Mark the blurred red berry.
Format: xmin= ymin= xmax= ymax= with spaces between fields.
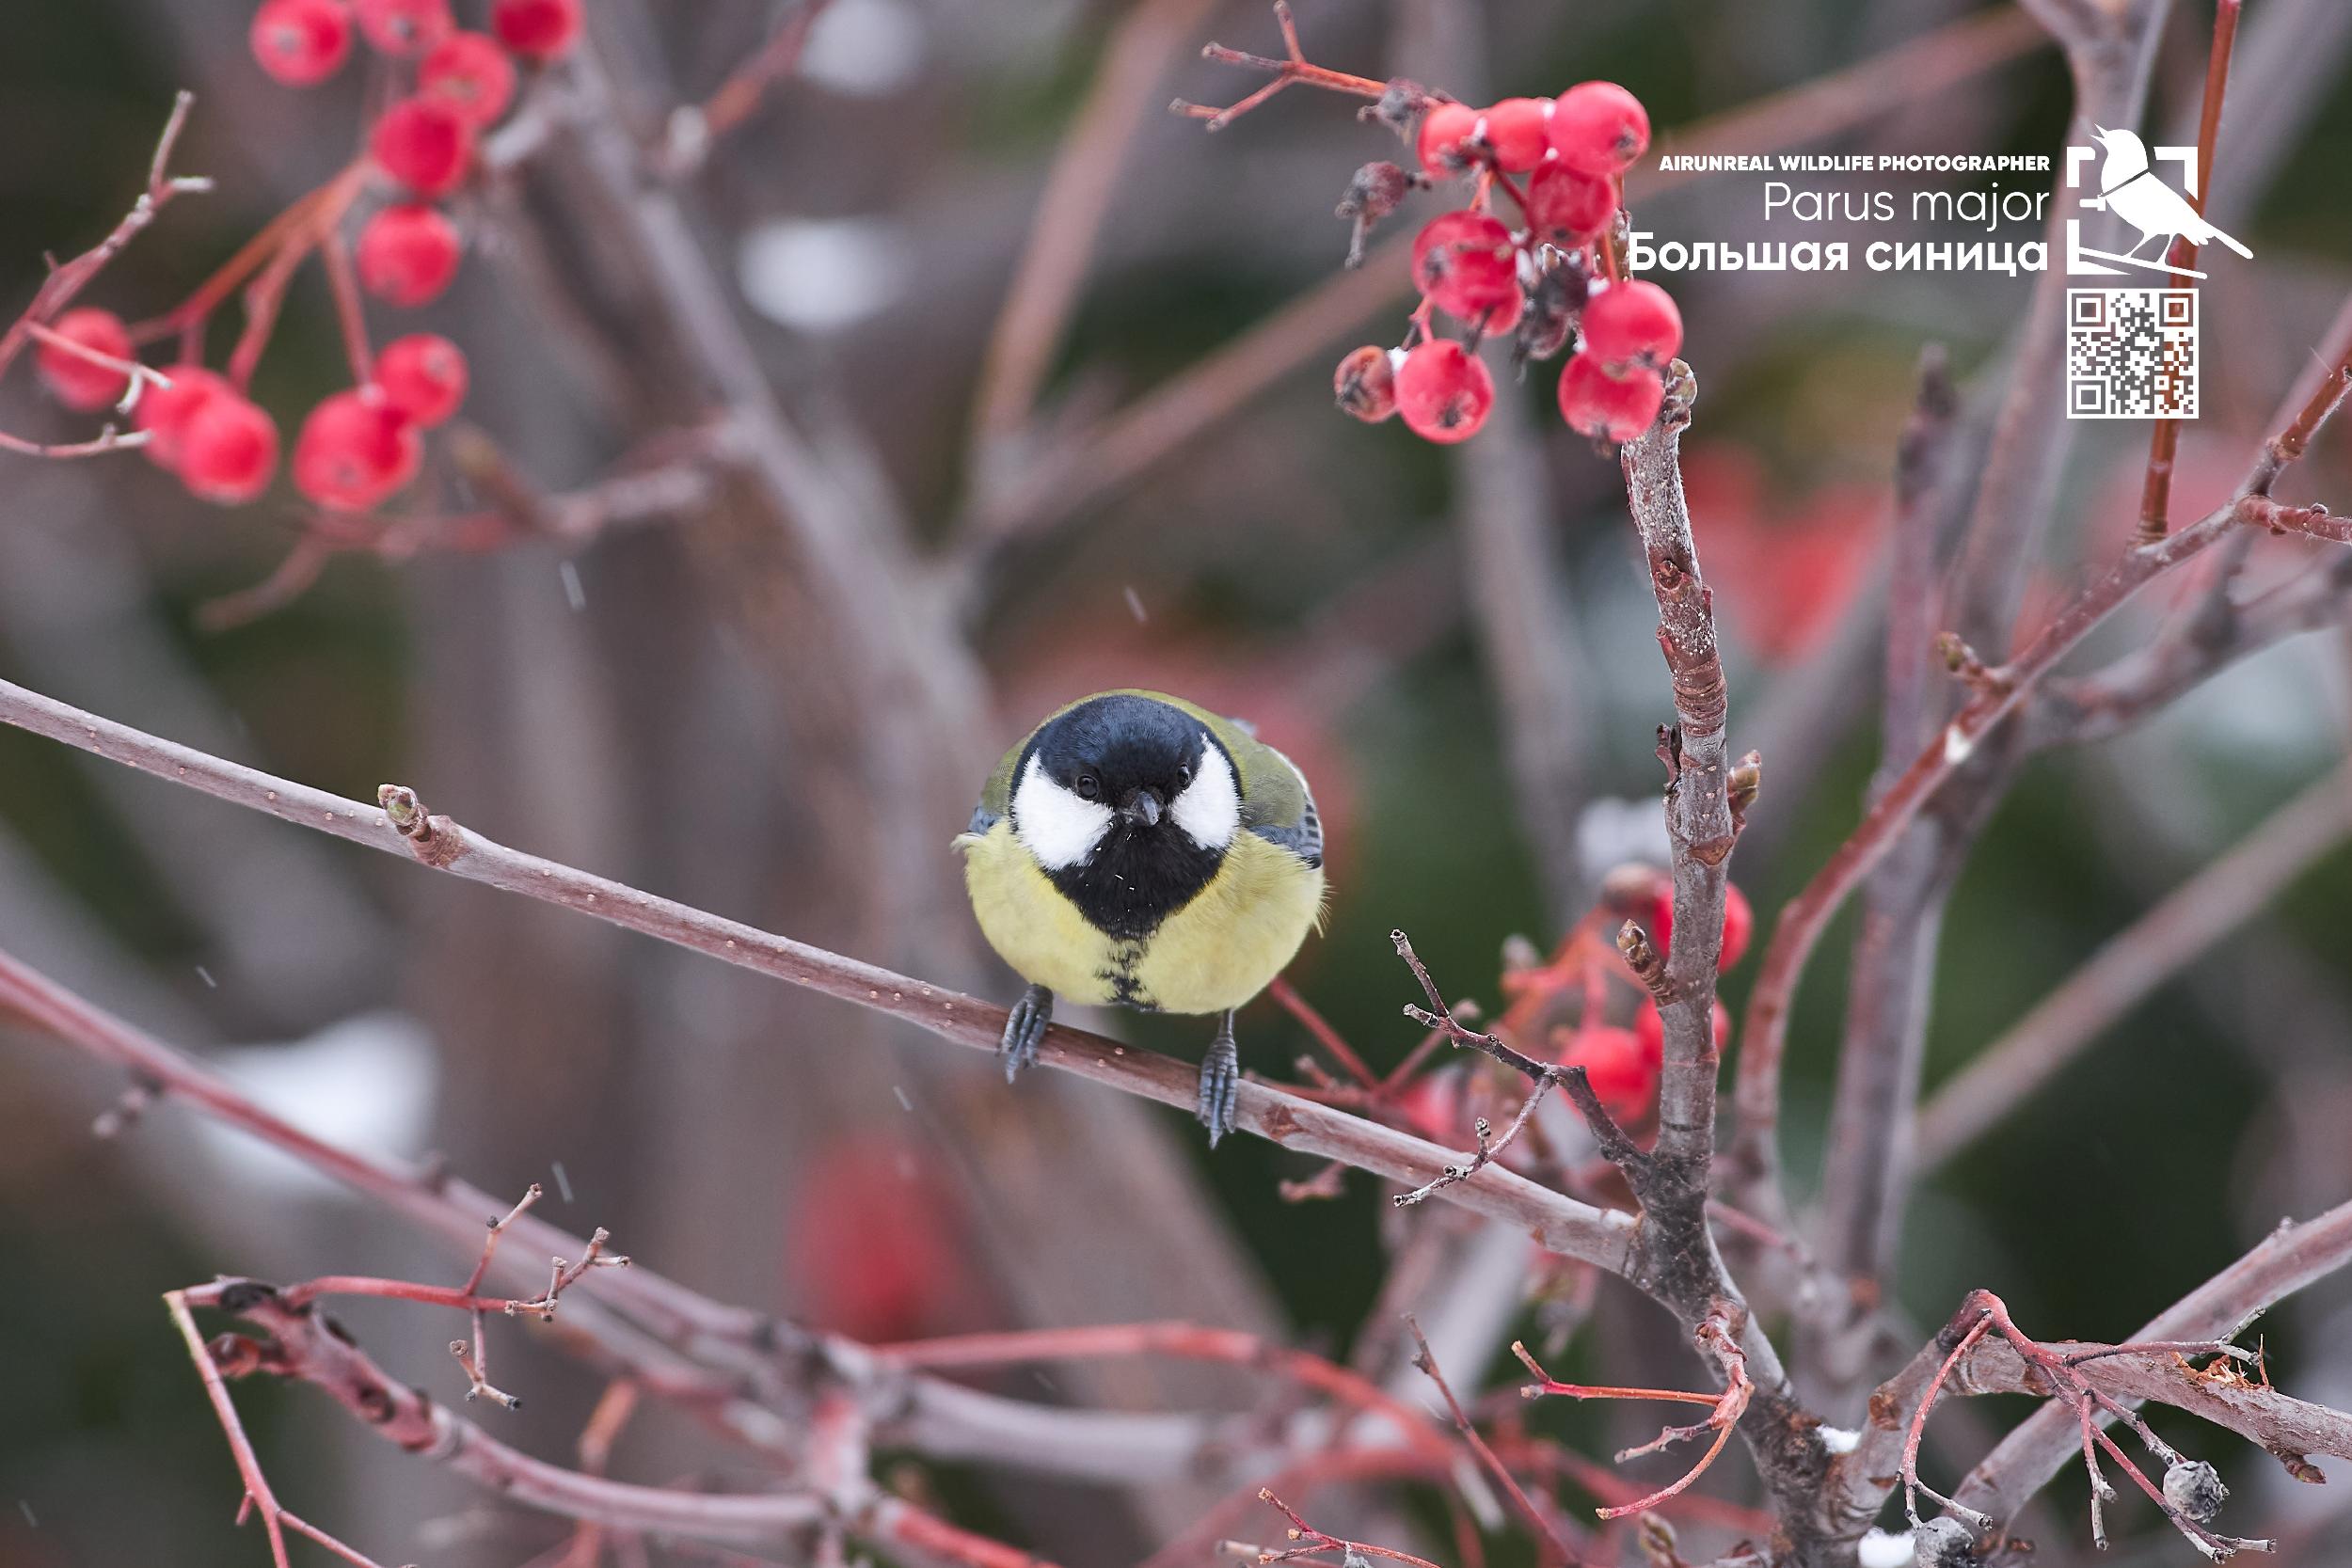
xmin=1396 ymin=1068 xmax=1466 ymax=1142
xmin=180 ymin=395 xmax=280 ymax=504
xmin=1548 ymin=81 xmax=1649 ymax=175
xmin=490 ymin=0 xmax=581 ymax=59
xmin=1558 ymin=1025 xmax=1657 ymax=1122
xmin=787 ymin=1139 xmax=965 ymax=1342
xmin=1526 ymin=162 xmax=1616 ymax=247
xmin=1334 ymin=345 xmax=1397 ymax=423
xmin=250 ymin=0 xmax=354 ymax=86
xmin=1679 ymin=448 xmax=1889 ymax=665
xmin=134 ymin=364 xmax=236 ymax=471
xmin=353 ymin=0 xmax=451 ymax=55
xmin=1394 ymin=340 xmax=1493 ymax=444
xmin=373 ymin=334 xmax=469 ymax=427
xmin=35 ymin=309 xmax=135 ymax=412
xmin=1558 ymin=352 xmax=1661 ymax=444
xmin=1647 ymin=882 xmax=1754 ymax=971
xmin=420 ymin=32 xmax=516 ymax=126
xmin=356 ymin=204 xmax=461 ymax=306
xmin=1415 ymin=101 xmax=1480 ymax=179
xmin=1582 ymin=279 xmax=1682 ymax=367
xmin=1479 ymin=97 xmax=1551 ymax=173
xmin=294 ymin=388 xmax=422 ymax=511
xmin=372 ymin=97 xmax=473 ymax=198
xmin=1410 ymin=211 xmax=1518 ymax=325
xmin=1630 ymin=999 xmax=1732 ymax=1067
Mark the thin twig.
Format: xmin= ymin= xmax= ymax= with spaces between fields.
xmin=0 ymin=91 xmax=208 ymax=387
xmin=165 ymin=1290 xmax=293 ymax=1568
xmin=2137 ymin=0 xmax=2242 ymax=544
xmin=1405 ymin=1317 xmax=1576 ymax=1564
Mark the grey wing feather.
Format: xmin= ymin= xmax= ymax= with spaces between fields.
xmin=1247 ymin=745 xmax=1324 ymax=868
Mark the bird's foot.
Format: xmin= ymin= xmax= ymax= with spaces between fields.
xmin=999 ymin=986 xmax=1052 ymax=1084
xmin=1196 ymin=1013 xmax=1240 ymax=1148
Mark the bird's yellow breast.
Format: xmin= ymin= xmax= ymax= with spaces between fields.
xmin=959 ymin=823 xmax=1324 ymax=1015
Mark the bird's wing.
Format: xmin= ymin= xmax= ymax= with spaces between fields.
xmin=963 ymin=731 xmax=1028 ymax=840
xmin=1206 ymin=715 xmax=1323 ymax=869
xmin=1245 ymin=742 xmax=1325 ymax=868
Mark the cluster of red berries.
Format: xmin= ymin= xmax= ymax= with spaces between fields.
xmin=31 ymin=0 xmax=581 ymax=512
xmin=1392 ymin=872 xmax=1754 ymax=1145
xmin=259 ymin=0 xmax=580 ymax=314
xmin=1327 ymin=82 xmax=1682 ymax=449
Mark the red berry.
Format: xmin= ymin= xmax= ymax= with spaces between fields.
xmin=35 ymin=309 xmax=135 ymax=412
xmin=357 ymin=204 xmax=462 ymax=307
xmin=1397 ymin=1069 xmax=1466 ymax=1142
xmin=294 ymin=388 xmax=422 ymax=511
xmin=354 ymin=0 xmax=451 ymax=55
xmin=1548 ymin=81 xmax=1649 ymax=175
xmin=1582 ymin=279 xmax=1682 ymax=368
xmin=420 ymin=32 xmax=517 ymax=126
xmin=490 ymin=0 xmax=581 ymax=59
xmin=1557 ymin=352 xmax=1662 ymax=444
xmin=1526 ymin=162 xmax=1617 ymax=246
xmin=134 ymin=364 xmax=236 ymax=471
xmin=1334 ymin=345 xmax=1397 ymax=423
xmin=373 ymin=334 xmax=469 ymax=427
xmin=371 ymin=97 xmax=474 ymax=198
xmin=1410 ymin=211 xmax=1519 ymax=326
xmin=1631 ymin=1000 xmax=1732 ymax=1066
xmin=1558 ymin=1025 xmax=1658 ymax=1122
xmin=1479 ymin=98 xmax=1551 ymax=173
xmin=250 ymin=0 xmax=355 ymax=86
xmin=1416 ymin=101 xmax=1480 ymax=179
xmin=1632 ymin=1000 xmax=1662 ymax=1065
xmin=787 ymin=1139 xmax=965 ymax=1341
xmin=1646 ymin=881 xmax=1755 ymax=972
xmin=1394 ymin=340 xmax=1494 ymax=444
xmin=180 ymin=395 xmax=280 ymax=505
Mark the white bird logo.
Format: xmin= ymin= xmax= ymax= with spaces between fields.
xmin=2084 ymin=126 xmax=2251 ymax=263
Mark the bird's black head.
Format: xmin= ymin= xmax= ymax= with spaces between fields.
xmin=1011 ymin=693 xmax=1241 ymax=943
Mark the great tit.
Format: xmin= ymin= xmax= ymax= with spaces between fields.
xmin=956 ymin=690 xmax=1327 ymax=1144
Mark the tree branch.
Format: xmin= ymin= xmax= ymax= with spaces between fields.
xmin=1816 ymin=1199 xmax=2352 ymax=1553
xmin=0 ymin=675 xmax=1636 ymax=1271
xmin=1733 ymin=312 xmax=2352 ymax=1215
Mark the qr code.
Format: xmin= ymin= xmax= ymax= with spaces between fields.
xmin=2066 ymin=288 xmax=2196 ymax=419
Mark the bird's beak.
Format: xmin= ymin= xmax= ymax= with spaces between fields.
xmin=1119 ymin=788 xmax=1164 ymax=828
xmin=2091 ymin=125 xmax=2111 ymax=144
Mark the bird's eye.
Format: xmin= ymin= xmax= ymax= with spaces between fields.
xmin=1176 ymin=765 xmax=1193 ymax=786
xmin=1074 ymin=774 xmax=1100 ymax=800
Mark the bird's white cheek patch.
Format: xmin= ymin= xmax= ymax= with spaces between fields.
xmin=1170 ymin=742 xmax=1241 ymax=850
xmin=1012 ymin=754 xmax=1112 ymax=871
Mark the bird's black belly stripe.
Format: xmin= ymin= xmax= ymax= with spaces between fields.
xmin=1100 ymin=939 xmax=1157 ymax=1011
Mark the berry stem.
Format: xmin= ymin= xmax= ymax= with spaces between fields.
xmin=132 ymin=161 xmax=367 ymax=347
xmin=318 ymin=230 xmax=375 ymax=386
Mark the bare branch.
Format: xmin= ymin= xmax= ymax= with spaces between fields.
xmin=0 ymin=682 xmax=1637 ymax=1269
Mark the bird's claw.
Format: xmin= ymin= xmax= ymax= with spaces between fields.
xmin=1000 ymin=985 xmax=1051 ymax=1084
xmin=1196 ymin=1020 xmax=1240 ymax=1148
